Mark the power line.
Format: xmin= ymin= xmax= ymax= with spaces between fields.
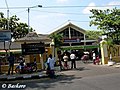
xmin=43 ymin=5 xmax=120 ymax=8
xmin=0 ymin=6 xmax=28 ymax=9
xmin=32 ymin=10 xmax=91 ymax=15
xmin=0 ymin=4 xmax=120 ymax=9
xmin=69 ymin=20 xmax=90 ymax=22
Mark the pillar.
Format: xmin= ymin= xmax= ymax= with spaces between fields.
xmin=40 ymin=54 xmax=44 ymax=70
xmin=100 ymin=39 xmax=108 ymax=64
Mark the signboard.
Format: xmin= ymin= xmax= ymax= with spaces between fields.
xmin=0 ymin=30 xmax=11 ymax=41
xmin=21 ymin=42 xmax=45 ymax=55
xmin=63 ymin=38 xmax=81 ymax=43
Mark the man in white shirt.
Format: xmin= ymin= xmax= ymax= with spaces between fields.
xmin=70 ymin=52 xmax=76 ymax=69
xmin=93 ymin=52 xmax=96 ymax=64
xmin=47 ymin=54 xmax=55 ymax=78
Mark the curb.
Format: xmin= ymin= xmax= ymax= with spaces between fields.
xmin=0 ymin=73 xmax=48 ymax=81
xmin=0 ymin=71 xmax=62 ymax=81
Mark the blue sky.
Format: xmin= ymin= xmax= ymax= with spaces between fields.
xmin=0 ymin=0 xmax=120 ymax=34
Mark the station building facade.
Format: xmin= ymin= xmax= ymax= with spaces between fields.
xmin=49 ymin=22 xmax=99 ymax=59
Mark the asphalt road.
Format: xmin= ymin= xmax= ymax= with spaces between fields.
xmin=1 ymin=60 xmax=120 ymax=90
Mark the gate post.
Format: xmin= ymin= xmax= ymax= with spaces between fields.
xmin=100 ymin=39 xmax=108 ymax=65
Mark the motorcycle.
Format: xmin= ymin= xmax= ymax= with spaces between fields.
xmin=81 ymin=54 xmax=89 ymax=63
xmin=15 ymin=62 xmax=37 ymax=74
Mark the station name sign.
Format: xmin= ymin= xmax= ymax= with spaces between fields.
xmin=21 ymin=42 xmax=45 ymax=55
xmin=63 ymin=38 xmax=81 ymax=43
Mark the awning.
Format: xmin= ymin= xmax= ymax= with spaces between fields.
xmin=0 ymin=49 xmax=21 ymax=54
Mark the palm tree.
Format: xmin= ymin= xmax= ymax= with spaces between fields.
xmin=49 ymin=33 xmax=63 ymax=66
xmin=49 ymin=33 xmax=63 ymax=49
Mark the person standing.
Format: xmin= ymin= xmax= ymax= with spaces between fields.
xmin=63 ymin=53 xmax=69 ymax=69
xmin=7 ymin=52 xmax=15 ymax=75
xmin=58 ymin=52 xmax=62 ymax=71
xmin=93 ymin=51 xmax=96 ymax=64
xmin=33 ymin=56 xmax=37 ymax=71
xmin=70 ymin=52 xmax=76 ymax=69
xmin=47 ymin=54 xmax=55 ymax=78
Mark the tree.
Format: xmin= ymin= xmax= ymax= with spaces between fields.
xmin=0 ymin=12 xmax=34 ymax=40
xmin=0 ymin=12 xmax=7 ymax=30
xmin=49 ymin=33 xmax=63 ymax=49
xmin=90 ymin=8 xmax=120 ymax=44
xmin=85 ymin=30 xmax=103 ymax=40
xmin=49 ymin=33 xmax=63 ymax=66
xmin=13 ymin=22 xmax=29 ymax=39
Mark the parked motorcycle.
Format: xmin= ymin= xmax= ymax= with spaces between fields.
xmin=81 ymin=54 xmax=89 ymax=63
xmin=15 ymin=62 xmax=37 ymax=74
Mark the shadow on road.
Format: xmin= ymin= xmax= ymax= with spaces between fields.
xmin=0 ymin=66 xmax=90 ymax=90
xmin=24 ymin=74 xmax=82 ymax=90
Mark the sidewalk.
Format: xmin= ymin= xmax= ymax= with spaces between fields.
xmin=0 ymin=66 xmax=62 ymax=81
xmin=0 ymin=71 xmax=48 ymax=81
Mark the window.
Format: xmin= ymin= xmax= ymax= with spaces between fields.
xmin=59 ymin=28 xmax=69 ymax=38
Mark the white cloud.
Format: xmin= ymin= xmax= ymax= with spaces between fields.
xmin=82 ymin=2 xmax=98 ymax=14
xmin=101 ymin=1 xmax=120 ymax=10
xmin=56 ymin=0 xmax=68 ymax=3
xmin=108 ymin=1 xmax=120 ymax=5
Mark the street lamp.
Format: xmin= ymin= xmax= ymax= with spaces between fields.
xmin=28 ymin=5 xmax=42 ymax=32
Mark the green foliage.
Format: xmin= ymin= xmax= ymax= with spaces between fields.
xmin=90 ymin=8 xmax=120 ymax=44
xmin=49 ymin=33 xmax=63 ymax=48
xmin=0 ymin=12 xmax=34 ymax=40
xmin=86 ymin=30 xmax=103 ymax=40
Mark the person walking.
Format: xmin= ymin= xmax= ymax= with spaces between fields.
xmin=70 ymin=52 xmax=76 ymax=69
xmin=7 ymin=52 xmax=15 ymax=75
xmin=63 ymin=53 xmax=69 ymax=70
xmin=46 ymin=54 xmax=55 ymax=78
xmin=93 ymin=51 xmax=96 ymax=64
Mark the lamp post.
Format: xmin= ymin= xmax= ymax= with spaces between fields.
xmin=28 ymin=5 xmax=42 ymax=32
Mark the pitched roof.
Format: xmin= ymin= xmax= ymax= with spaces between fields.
xmin=15 ymin=32 xmax=51 ymax=43
xmin=0 ymin=32 xmax=51 ymax=50
xmin=49 ymin=22 xmax=86 ymax=35
xmin=0 ymin=42 xmax=21 ymax=50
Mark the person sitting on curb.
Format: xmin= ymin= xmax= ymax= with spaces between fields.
xmin=95 ymin=56 xmax=100 ymax=65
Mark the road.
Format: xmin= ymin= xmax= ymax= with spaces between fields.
xmin=1 ymin=60 xmax=120 ymax=90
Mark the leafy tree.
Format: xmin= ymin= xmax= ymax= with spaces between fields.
xmin=90 ymin=8 xmax=120 ymax=44
xmin=86 ymin=30 xmax=103 ymax=40
xmin=0 ymin=12 xmax=7 ymax=30
xmin=49 ymin=33 xmax=63 ymax=49
xmin=13 ymin=22 xmax=29 ymax=39
xmin=0 ymin=12 xmax=34 ymax=40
